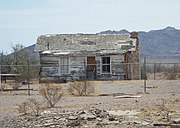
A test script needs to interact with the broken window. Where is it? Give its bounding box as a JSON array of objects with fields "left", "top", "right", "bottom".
[
  {"left": 59, "top": 57, "right": 69, "bottom": 74},
  {"left": 102, "top": 57, "right": 111, "bottom": 73}
]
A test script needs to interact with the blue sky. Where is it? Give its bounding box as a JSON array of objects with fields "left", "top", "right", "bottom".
[{"left": 0, "top": 0, "right": 180, "bottom": 53}]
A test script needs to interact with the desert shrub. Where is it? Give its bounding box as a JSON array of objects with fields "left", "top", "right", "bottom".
[
  {"left": 16, "top": 102, "right": 29, "bottom": 115},
  {"left": 68, "top": 81, "right": 94, "bottom": 96},
  {"left": 163, "top": 71, "right": 177, "bottom": 80},
  {"left": 38, "top": 83, "right": 63, "bottom": 107},
  {"left": 0, "top": 84, "right": 6, "bottom": 91},
  {"left": 28, "top": 98, "right": 46, "bottom": 116},
  {"left": 159, "top": 99, "right": 171, "bottom": 122},
  {"left": 16, "top": 98, "right": 45, "bottom": 116},
  {"left": 11, "top": 83, "right": 21, "bottom": 90},
  {"left": 10, "top": 77, "right": 22, "bottom": 90}
]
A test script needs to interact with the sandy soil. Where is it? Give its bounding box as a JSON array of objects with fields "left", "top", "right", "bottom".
[{"left": 0, "top": 80, "right": 180, "bottom": 126}]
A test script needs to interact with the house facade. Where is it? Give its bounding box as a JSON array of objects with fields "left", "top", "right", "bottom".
[{"left": 35, "top": 32, "right": 140, "bottom": 82}]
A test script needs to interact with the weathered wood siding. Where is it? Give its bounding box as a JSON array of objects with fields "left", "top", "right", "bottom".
[
  {"left": 69, "top": 56, "right": 86, "bottom": 80},
  {"left": 39, "top": 54, "right": 127, "bottom": 81},
  {"left": 40, "top": 54, "right": 59, "bottom": 78}
]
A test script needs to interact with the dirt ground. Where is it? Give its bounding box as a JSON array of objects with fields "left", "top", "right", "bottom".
[{"left": 0, "top": 80, "right": 180, "bottom": 127}]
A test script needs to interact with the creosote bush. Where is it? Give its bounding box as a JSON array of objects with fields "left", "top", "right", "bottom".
[
  {"left": 68, "top": 81, "right": 94, "bottom": 96},
  {"left": 16, "top": 98, "right": 45, "bottom": 116},
  {"left": 38, "top": 83, "right": 63, "bottom": 107}
]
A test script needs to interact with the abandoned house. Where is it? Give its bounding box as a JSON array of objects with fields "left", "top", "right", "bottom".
[{"left": 35, "top": 32, "right": 140, "bottom": 82}]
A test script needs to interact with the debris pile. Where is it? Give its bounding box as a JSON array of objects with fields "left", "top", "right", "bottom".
[
  {"left": 0, "top": 108, "right": 149, "bottom": 128},
  {"left": 0, "top": 108, "right": 179, "bottom": 128}
]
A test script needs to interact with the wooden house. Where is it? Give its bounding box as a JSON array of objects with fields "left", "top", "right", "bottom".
[{"left": 35, "top": 32, "right": 140, "bottom": 82}]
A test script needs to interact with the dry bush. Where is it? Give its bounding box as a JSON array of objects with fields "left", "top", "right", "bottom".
[
  {"left": 38, "top": 83, "right": 63, "bottom": 107},
  {"left": 10, "top": 78, "right": 22, "bottom": 90},
  {"left": 27, "top": 98, "right": 45, "bottom": 116},
  {"left": 11, "top": 83, "right": 21, "bottom": 90},
  {"left": 163, "top": 72, "right": 177, "bottom": 80},
  {"left": 16, "top": 98, "right": 45, "bottom": 116},
  {"left": 68, "top": 81, "right": 94, "bottom": 96},
  {"left": 0, "top": 84, "right": 6, "bottom": 91},
  {"left": 16, "top": 102, "right": 29, "bottom": 115},
  {"left": 177, "top": 73, "right": 180, "bottom": 79},
  {"left": 158, "top": 99, "right": 171, "bottom": 122}
]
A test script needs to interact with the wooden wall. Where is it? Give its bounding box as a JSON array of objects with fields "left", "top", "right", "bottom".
[{"left": 39, "top": 53, "right": 140, "bottom": 82}]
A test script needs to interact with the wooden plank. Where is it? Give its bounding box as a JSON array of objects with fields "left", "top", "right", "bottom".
[
  {"left": 0, "top": 74, "right": 20, "bottom": 77},
  {"left": 114, "top": 95, "right": 141, "bottom": 98},
  {"left": 153, "top": 123, "right": 180, "bottom": 127}
]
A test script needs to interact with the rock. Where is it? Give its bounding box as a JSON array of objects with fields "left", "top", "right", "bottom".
[
  {"left": 96, "top": 117, "right": 102, "bottom": 121},
  {"left": 80, "top": 114, "right": 96, "bottom": 120},
  {"left": 107, "top": 110, "right": 140, "bottom": 116},
  {"left": 108, "top": 121, "right": 119, "bottom": 124},
  {"left": 99, "top": 119, "right": 110, "bottom": 125},
  {"left": 34, "top": 124, "right": 43, "bottom": 127},
  {"left": 75, "top": 110, "right": 85, "bottom": 115},
  {"left": 92, "top": 109, "right": 102, "bottom": 115},
  {"left": 173, "top": 118, "right": 180, "bottom": 124},
  {"left": 66, "top": 120, "right": 80, "bottom": 127},
  {"left": 41, "top": 110, "right": 51, "bottom": 115},
  {"left": 68, "top": 115, "right": 78, "bottom": 120},
  {"left": 108, "top": 116, "right": 117, "bottom": 121},
  {"left": 133, "top": 120, "right": 150, "bottom": 125},
  {"left": 44, "top": 122, "right": 54, "bottom": 127},
  {"left": 45, "top": 119, "right": 54, "bottom": 123},
  {"left": 59, "top": 118, "right": 66, "bottom": 122}
]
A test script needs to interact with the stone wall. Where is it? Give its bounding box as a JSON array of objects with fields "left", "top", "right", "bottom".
[{"left": 126, "top": 38, "right": 141, "bottom": 80}]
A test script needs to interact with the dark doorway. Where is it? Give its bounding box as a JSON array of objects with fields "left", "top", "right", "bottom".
[{"left": 86, "top": 57, "right": 96, "bottom": 80}]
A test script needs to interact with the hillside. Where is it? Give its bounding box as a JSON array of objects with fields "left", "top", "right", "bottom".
[
  {"left": 98, "top": 26, "right": 180, "bottom": 61},
  {"left": 140, "top": 27, "right": 180, "bottom": 59}
]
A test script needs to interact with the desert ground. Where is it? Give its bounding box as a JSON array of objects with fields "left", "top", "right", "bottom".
[{"left": 0, "top": 80, "right": 180, "bottom": 128}]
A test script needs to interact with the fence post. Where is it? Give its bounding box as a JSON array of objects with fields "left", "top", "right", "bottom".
[
  {"left": 27, "top": 63, "right": 30, "bottom": 95},
  {"left": 143, "top": 57, "right": 147, "bottom": 93},
  {"left": 0, "top": 65, "right": 1, "bottom": 89},
  {"left": 154, "top": 63, "right": 156, "bottom": 80},
  {"left": 174, "top": 63, "right": 176, "bottom": 80}
]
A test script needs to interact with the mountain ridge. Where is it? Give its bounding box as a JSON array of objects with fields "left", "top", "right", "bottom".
[
  {"left": 97, "top": 26, "right": 180, "bottom": 60},
  {"left": 24, "top": 26, "right": 180, "bottom": 61}
]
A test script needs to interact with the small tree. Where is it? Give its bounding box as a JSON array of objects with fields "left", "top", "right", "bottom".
[
  {"left": 68, "top": 81, "right": 94, "bottom": 96},
  {"left": 38, "top": 83, "right": 63, "bottom": 107}
]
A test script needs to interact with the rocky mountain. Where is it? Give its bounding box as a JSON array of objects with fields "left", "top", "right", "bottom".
[{"left": 98, "top": 26, "right": 180, "bottom": 60}]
